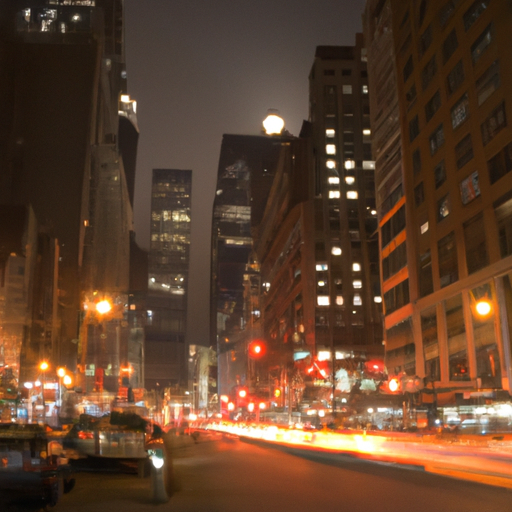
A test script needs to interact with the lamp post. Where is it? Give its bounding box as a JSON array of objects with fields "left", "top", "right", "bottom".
[{"left": 39, "top": 361, "right": 49, "bottom": 424}]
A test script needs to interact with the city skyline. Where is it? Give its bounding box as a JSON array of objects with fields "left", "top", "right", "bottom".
[{"left": 124, "top": 0, "right": 367, "bottom": 346}]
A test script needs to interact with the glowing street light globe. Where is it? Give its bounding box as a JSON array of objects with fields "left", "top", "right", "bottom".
[
  {"left": 476, "top": 299, "right": 492, "bottom": 317},
  {"left": 39, "top": 361, "right": 49, "bottom": 372},
  {"left": 96, "top": 299, "right": 112, "bottom": 315},
  {"left": 263, "top": 113, "right": 285, "bottom": 135}
]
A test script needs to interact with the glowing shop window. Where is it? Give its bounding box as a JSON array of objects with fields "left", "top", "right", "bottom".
[
  {"left": 326, "top": 129, "right": 335, "bottom": 138},
  {"left": 326, "top": 160, "right": 337, "bottom": 169},
  {"left": 345, "top": 159, "right": 356, "bottom": 170},
  {"left": 363, "top": 161, "right": 375, "bottom": 170},
  {"left": 353, "top": 294, "right": 362, "bottom": 306},
  {"left": 326, "top": 144, "right": 336, "bottom": 155},
  {"left": 347, "top": 191, "right": 358, "bottom": 199},
  {"left": 331, "top": 246, "right": 342, "bottom": 256},
  {"left": 374, "top": 296, "right": 383, "bottom": 303},
  {"left": 317, "top": 296, "right": 330, "bottom": 306},
  {"left": 316, "top": 263, "right": 328, "bottom": 271},
  {"left": 353, "top": 280, "right": 362, "bottom": 289},
  {"left": 329, "top": 190, "right": 341, "bottom": 199},
  {"left": 336, "top": 296, "right": 344, "bottom": 306},
  {"left": 420, "top": 222, "right": 429, "bottom": 234},
  {"left": 352, "top": 262, "right": 361, "bottom": 272},
  {"left": 345, "top": 176, "right": 355, "bottom": 185}
]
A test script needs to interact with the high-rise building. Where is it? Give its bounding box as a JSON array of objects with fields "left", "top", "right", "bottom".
[
  {"left": 0, "top": 1, "right": 137, "bottom": 399},
  {"left": 307, "top": 41, "right": 383, "bottom": 359},
  {"left": 364, "top": 0, "right": 512, "bottom": 408},
  {"left": 145, "top": 169, "right": 192, "bottom": 392},
  {"left": 211, "top": 134, "right": 290, "bottom": 399}
]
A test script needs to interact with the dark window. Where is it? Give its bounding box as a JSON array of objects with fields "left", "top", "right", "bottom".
[
  {"left": 455, "top": 133, "right": 474, "bottom": 169},
  {"left": 414, "top": 182, "right": 425, "bottom": 207},
  {"left": 425, "top": 90, "right": 441, "bottom": 122},
  {"left": 342, "top": 69, "right": 351, "bottom": 76},
  {"left": 422, "top": 307, "right": 439, "bottom": 380},
  {"left": 386, "top": 318, "right": 414, "bottom": 375},
  {"left": 476, "top": 60, "right": 500, "bottom": 106},
  {"left": 481, "top": 101, "right": 506, "bottom": 146},
  {"left": 409, "top": 115, "right": 420, "bottom": 142},
  {"left": 464, "top": 212, "right": 488, "bottom": 274},
  {"left": 446, "top": 60, "right": 465, "bottom": 96},
  {"left": 381, "top": 205, "right": 406, "bottom": 248},
  {"left": 495, "top": 192, "right": 512, "bottom": 258},
  {"left": 488, "top": 141, "right": 512, "bottom": 184},
  {"left": 437, "top": 194, "right": 451, "bottom": 222},
  {"left": 403, "top": 56, "right": 414, "bottom": 82},
  {"left": 419, "top": 250, "right": 433, "bottom": 297},
  {"left": 438, "top": 231, "right": 458, "bottom": 287},
  {"left": 429, "top": 124, "right": 445, "bottom": 155},
  {"left": 419, "top": 24, "right": 433, "bottom": 57},
  {"left": 442, "top": 29, "right": 459, "bottom": 64},
  {"left": 445, "top": 294, "right": 470, "bottom": 381},
  {"left": 459, "top": 170, "right": 481, "bottom": 205},
  {"left": 381, "top": 184, "right": 403, "bottom": 216},
  {"left": 422, "top": 54, "right": 437, "bottom": 90},
  {"left": 464, "top": 0, "right": 490, "bottom": 31},
  {"left": 406, "top": 84, "right": 417, "bottom": 108},
  {"left": 451, "top": 93, "right": 469, "bottom": 129},
  {"left": 382, "top": 242, "right": 407, "bottom": 281},
  {"left": 471, "top": 23, "right": 494, "bottom": 64},
  {"left": 413, "top": 148, "right": 422, "bottom": 175},
  {"left": 324, "top": 69, "right": 335, "bottom": 76},
  {"left": 434, "top": 160, "right": 446, "bottom": 188},
  {"left": 384, "top": 279, "right": 410, "bottom": 315},
  {"left": 439, "top": 1, "right": 456, "bottom": 27}
]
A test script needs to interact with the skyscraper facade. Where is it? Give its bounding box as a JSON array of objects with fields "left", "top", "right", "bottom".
[
  {"left": 364, "top": 0, "right": 512, "bottom": 406},
  {"left": 308, "top": 41, "right": 383, "bottom": 358},
  {"left": 145, "top": 169, "right": 192, "bottom": 392},
  {"left": 0, "top": 0, "right": 137, "bottom": 399}
]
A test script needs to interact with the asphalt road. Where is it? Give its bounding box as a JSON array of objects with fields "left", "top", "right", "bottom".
[{"left": 43, "top": 432, "right": 512, "bottom": 512}]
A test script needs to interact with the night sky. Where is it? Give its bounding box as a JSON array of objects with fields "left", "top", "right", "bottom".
[{"left": 124, "top": 0, "right": 367, "bottom": 346}]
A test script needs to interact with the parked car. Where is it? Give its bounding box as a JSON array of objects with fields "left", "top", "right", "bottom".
[{"left": 0, "top": 423, "right": 75, "bottom": 509}]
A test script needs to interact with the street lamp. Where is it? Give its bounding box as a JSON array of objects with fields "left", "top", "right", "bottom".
[{"left": 39, "top": 361, "right": 49, "bottom": 424}]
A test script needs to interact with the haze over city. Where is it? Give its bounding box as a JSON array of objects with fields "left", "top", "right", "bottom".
[{"left": 124, "top": 0, "right": 367, "bottom": 346}]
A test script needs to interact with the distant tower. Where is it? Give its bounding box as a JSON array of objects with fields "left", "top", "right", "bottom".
[{"left": 145, "top": 169, "right": 192, "bottom": 391}]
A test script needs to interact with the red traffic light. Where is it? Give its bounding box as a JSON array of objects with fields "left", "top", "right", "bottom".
[{"left": 248, "top": 340, "right": 266, "bottom": 358}]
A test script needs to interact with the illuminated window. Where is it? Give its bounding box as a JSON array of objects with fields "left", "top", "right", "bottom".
[
  {"left": 316, "top": 263, "right": 328, "bottom": 271},
  {"left": 353, "top": 294, "right": 362, "bottom": 306},
  {"left": 362, "top": 85, "right": 369, "bottom": 94},
  {"left": 353, "top": 262, "right": 361, "bottom": 272},
  {"left": 363, "top": 161, "right": 375, "bottom": 169},
  {"left": 343, "top": 85, "right": 353, "bottom": 94},
  {"left": 336, "top": 296, "right": 344, "bottom": 306},
  {"left": 345, "top": 159, "right": 355, "bottom": 169},
  {"left": 331, "top": 246, "right": 342, "bottom": 256},
  {"left": 421, "top": 221, "right": 429, "bottom": 234},
  {"left": 326, "top": 160, "right": 337, "bottom": 169},
  {"left": 326, "top": 144, "right": 336, "bottom": 155},
  {"left": 353, "top": 280, "right": 362, "bottom": 289},
  {"left": 345, "top": 176, "right": 355, "bottom": 185},
  {"left": 326, "top": 129, "right": 335, "bottom": 138},
  {"left": 347, "top": 191, "right": 358, "bottom": 199},
  {"left": 374, "top": 296, "right": 382, "bottom": 303},
  {"left": 329, "top": 190, "right": 341, "bottom": 199},
  {"left": 328, "top": 176, "right": 340, "bottom": 185},
  {"left": 363, "top": 129, "right": 371, "bottom": 136},
  {"left": 317, "top": 296, "right": 330, "bottom": 306}
]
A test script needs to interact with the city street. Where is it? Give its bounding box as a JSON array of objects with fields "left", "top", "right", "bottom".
[{"left": 51, "top": 432, "right": 512, "bottom": 512}]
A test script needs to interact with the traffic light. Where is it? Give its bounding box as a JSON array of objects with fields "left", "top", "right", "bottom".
[{"left": 248, "top": 340, "right": 266, "bottom": 358}]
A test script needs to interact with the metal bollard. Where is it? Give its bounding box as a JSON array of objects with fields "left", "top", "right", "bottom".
[{"left": 148, "top": 444, "right": 169, "bottom": 503}]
